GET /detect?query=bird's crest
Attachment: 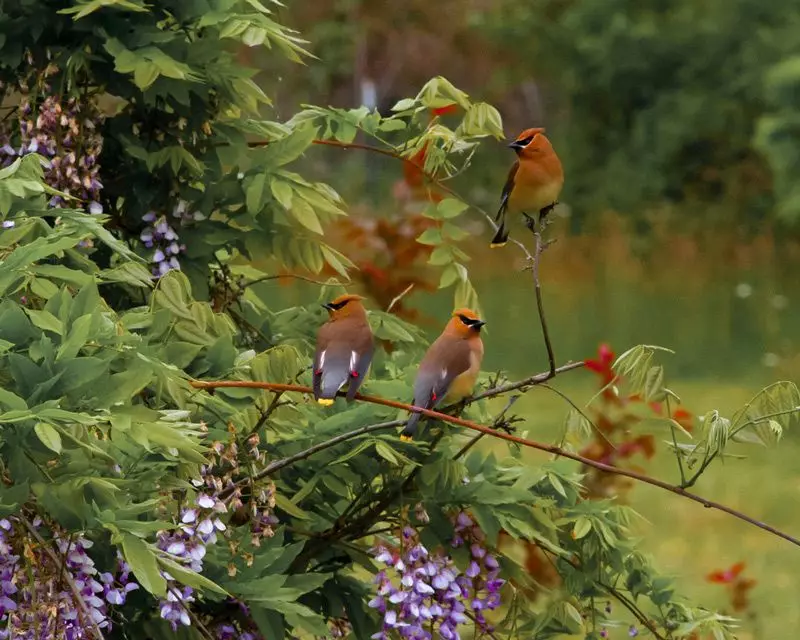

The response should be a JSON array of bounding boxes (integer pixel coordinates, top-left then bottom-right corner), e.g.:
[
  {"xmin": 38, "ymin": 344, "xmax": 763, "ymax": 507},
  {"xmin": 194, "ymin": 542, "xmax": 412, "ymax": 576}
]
[{"xmin": 515, "ymin": 127, "xmax": 546, "ymax": 146}]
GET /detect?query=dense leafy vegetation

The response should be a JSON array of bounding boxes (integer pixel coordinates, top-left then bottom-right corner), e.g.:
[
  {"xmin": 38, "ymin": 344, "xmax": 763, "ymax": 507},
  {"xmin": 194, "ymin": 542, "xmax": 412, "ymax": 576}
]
[{"xmin": 0, "ymin": 2, "xmax": 797, "ymax": 639}]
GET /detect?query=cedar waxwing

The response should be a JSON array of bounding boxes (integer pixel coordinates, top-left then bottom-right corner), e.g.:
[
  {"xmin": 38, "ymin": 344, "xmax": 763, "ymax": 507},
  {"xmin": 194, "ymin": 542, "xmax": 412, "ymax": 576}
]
[
  {"xmin": 490, "ymin": 127, "xmax": 564, "ymax": 248},
  {"xmin": 400, "ymin": 308, "xmax": 486, "ymax": 441},
  {"xmin": 313, "ymin": 294, "xmax": 375, "ymax": 406}
]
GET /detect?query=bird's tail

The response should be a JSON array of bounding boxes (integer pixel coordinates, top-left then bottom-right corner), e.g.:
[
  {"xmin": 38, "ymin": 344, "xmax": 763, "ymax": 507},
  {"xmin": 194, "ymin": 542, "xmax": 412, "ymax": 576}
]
[
  {"xmin": 490, "ymin": 201, "xmax": 509, "ymax": 248},
  {"xmin": 316, "ymin": 373, "xmax": 346, "ymax": 406},
  {"xmin": 490, "ymin": 219, "xmax": 509, "ymax": 248},
  {"xmin": 399, "ymin": 411, "xmax": 422, "ymax": 442}
]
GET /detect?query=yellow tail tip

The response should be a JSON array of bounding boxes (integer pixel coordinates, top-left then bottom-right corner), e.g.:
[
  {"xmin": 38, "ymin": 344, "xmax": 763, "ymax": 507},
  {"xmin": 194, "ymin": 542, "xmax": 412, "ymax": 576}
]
[
  {"xmin": 489, "ymin": 242, "xmax": 507, "ymax": 249},
  {"xmin": 317, "ymin": 398, "xmax": 335, "ymax": 407},
  {"xmin": 399, "ymin": 434, "xmax": 413, "ymax": 442}
]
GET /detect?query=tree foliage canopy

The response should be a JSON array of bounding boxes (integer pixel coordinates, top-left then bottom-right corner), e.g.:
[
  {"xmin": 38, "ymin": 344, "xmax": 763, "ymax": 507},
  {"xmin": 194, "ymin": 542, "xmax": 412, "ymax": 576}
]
[{"xmin": 0, "ymin": 2, "xmax": 797, "ymax": 639}]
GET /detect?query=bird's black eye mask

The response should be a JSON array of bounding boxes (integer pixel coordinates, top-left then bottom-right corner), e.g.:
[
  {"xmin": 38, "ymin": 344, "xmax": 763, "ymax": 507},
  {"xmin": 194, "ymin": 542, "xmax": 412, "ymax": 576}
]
[
  {"xmin": 516, "ymin": 135, "xmax": 534, "ymax": 147},
  {"xmin": 324, "ymin": 300, "xmax": 349, "ymax": 311},
  {"xmin": 458, "ymin": 314, "xmax": 486, "ymax": 330}
]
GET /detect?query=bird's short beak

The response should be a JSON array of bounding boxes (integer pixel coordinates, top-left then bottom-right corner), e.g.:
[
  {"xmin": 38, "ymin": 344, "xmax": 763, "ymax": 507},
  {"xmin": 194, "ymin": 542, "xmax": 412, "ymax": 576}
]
[
  {"xmin": 474, "ymin": 320, "xmax": 487, "ymax": 328},
  {"xmin": 507, "ymin": 140, "xmax": 525, "ymax": 151}
]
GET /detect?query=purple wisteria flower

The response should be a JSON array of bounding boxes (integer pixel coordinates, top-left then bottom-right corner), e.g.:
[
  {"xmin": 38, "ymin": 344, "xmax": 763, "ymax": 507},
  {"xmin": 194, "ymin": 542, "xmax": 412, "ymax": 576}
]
[
  {"xmin": 0, "ymin": 517, "xmax": 138, "ymax": 639},
  {"xmin": 140, "ymin": 200, "xmax": 205, "ymax": 279},
  {"xmin": 156, "ymin": 492, "xmax": 227, "ymax": 630},
  {"xmin": 0, "ymin": 87, "xmax": 104, "ymax": 213},
  {"xmin": 368, "ymin": 514, "xmax": 505, "ymax": 640}
]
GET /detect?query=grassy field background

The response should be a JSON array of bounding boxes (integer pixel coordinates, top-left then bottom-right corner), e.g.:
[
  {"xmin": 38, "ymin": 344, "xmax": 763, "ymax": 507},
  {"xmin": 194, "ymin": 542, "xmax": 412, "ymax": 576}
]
[{"xmin": 482, "ymin": 376, "xmax": 800, "ymax": 639}]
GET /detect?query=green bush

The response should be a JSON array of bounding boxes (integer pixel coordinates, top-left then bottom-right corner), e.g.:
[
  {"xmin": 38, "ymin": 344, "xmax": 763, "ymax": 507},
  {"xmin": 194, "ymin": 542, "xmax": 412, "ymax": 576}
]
[{"xmin": 0, "ymin": 2, "xmax": 796, "ymax": 639}]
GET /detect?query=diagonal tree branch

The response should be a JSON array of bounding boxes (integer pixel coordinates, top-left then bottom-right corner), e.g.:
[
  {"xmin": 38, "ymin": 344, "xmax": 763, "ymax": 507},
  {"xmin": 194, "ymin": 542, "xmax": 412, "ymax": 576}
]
[{"xmin": 191, "ymin": 378, "xmax": 800, "ymax": 548}]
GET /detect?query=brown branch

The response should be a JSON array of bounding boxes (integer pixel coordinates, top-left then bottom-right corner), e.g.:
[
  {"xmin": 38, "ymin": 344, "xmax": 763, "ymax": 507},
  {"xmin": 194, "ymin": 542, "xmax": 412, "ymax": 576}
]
[
  {"xmin": 190, "ymin": 378, "xmax": 800, "ymax": 548},
  {"xmin": 465, "ymin": 361, "xmax": 585, "ymax": 404},
  {"xmin": 19, "ymin": 516, "xmax": 105, "ymax": 640},
  {"xmin": 244, "ymin": 273, "xmax": 346, "ymax": 288}
]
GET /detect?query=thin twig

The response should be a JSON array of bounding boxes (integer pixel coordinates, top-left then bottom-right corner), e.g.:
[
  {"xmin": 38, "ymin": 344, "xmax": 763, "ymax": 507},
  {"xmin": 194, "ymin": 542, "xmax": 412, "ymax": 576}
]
[
  {"xmin": 191, "ymin": 378, "xmax": 800, "ymax": 548},
  {"xmin": 454, "ymin": 395, "xmax": 519, "ymax": 460},
  {"xmin": 244, "ymin": 273, "xmax": 346, "ymax": 288},
  {"xmin": 245, "ymin": 391, "xmax": 285, "ymax": 439},
  {"xmin": 464, "ymin": 361, "xmax": 585, "ymax": 405},
  {"xmin": 19, "ymin": 516, "xmax": 105, "ymax": 640},
  {"xmin": 532, "ymin": 224, "xmax": 556, "ymax": 378},
  {"xmin": 599, "ymin": 582, "xmax": 666, "ymax": 640},
  {"xmin": 386, "ymin": 283, "xmax": 415, "ymax": 313},
  {"xmin": 222, "ymin": 419, "xmax": 404, "ymax": 497}
]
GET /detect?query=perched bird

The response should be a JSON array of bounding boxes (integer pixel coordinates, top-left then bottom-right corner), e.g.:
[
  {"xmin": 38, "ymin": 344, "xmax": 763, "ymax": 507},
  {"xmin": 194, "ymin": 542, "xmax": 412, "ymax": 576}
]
[
  {"xmin": 400, "ymin": 308, "xmax": 486, "ymax": 441},
  {"xmin": 313, "ymin": 294, "xmax": 375, "ymax": 406},
  {"xmin": 490, "ymin": 127, "xmax": 564, "ymax": 248}
]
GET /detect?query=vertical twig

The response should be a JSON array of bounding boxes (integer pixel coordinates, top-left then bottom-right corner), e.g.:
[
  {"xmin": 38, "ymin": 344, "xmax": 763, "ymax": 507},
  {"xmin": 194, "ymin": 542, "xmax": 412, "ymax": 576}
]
[
  {"xmin": 665, "ymin": 395, "xmax": 687, "ymax": 485},
  {"xmin": 532, "ymin": 222, "xmax": 556, "ymax": 378}
]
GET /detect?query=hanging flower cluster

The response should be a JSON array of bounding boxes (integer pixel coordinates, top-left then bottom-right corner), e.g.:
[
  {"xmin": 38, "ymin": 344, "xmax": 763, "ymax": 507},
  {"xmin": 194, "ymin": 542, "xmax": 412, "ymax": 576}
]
[
  {"xmin": 140, "ymin": 199, "xmax": 204, "ymax": 278},
  {"xmin": 0, "ymin": 517, "xmax": 138, "ymax": 639},
  {"xmin": 0, "ymin": 64, "xmax": 104, "ymax": 213},
  {"xmin": 368, "ymin": 512, "xmax": 504, "ymax": 640},
  {"xmin": 155, "ymin": 434, "xmax": 278, "ymax": 631}
]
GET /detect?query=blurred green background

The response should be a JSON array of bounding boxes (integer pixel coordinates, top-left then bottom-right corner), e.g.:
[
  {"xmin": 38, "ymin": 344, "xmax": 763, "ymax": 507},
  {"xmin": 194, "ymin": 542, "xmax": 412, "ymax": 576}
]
[{"xmin": 255, "ymin": 0, "xmax": 800, "ymax": 636}]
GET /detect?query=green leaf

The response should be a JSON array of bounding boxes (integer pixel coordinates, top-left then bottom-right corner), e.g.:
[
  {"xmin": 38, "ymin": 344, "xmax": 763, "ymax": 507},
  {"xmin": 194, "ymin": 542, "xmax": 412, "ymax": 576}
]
[
  {"xmin": 122, "ymin": 534, "xmax": 167, "ymax": 597},
  {"xmin": 270, "ymin": 178, "xmax": 294, "ymax": 209},
  {"xmin": 289, "ymin": 198, "xmax": 323, "ymax": 234},
  {"xmin": 157, "ymin": 556, "xmax": 230, "ymax": 596},
  {"xmin": 25, "ymin": 309, "xmax": 63, "ymax": 335},
  {"xmin": 375, "ymin": 441, "xmax": 400, "ymax": 465},
  {"xmin": 57, "ymin": 357, "xmax": 110, "ymax": 392},
  {"xmin": 0, "ymin": 388, "xmax": 28, "ymax": 411},
  {"xmin": 247, "ymin": 173, "xmax": 267, "ymax": 215},
  {"xmin": 34, "ymin": 422, "xmax": 62, "ymax": 454},
  {"xmin": 391, "ymin": 98, "xmax": 416, "ymax": 112},
  {"xmin": 442, "ymin": 221, "xmax": 470, "ymax": 241},
  {"xmin": 572, "ymin": 517, "xmax": 592, "ymax": 540},
  {"xmin": 417, "ymin": 227, "xmax": 442, "ymax": 246},
  {"xmin": 57, "ymin": 314, "xmax": 93, "ymax": 361},
  {"xmin": 437, "ymin": 198, "xmax": 469, "ymax": 219},
  {"xmin": 274, "ymin": 493, "xmax": 310, "ymax": 520}
]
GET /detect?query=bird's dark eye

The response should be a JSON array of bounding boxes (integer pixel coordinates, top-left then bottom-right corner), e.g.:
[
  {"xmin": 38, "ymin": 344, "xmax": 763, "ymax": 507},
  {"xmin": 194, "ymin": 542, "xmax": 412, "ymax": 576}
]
[
  {"xmin": 329, "ymin": 300, "xmax": 348, "ymax": 310},
  {"xmin": 517, "ymin": 135, "xmax": 534, "ymax": 146},
  {"xmin": 459, "ymin": 314, "xmax": 478, "ymax": 326}
]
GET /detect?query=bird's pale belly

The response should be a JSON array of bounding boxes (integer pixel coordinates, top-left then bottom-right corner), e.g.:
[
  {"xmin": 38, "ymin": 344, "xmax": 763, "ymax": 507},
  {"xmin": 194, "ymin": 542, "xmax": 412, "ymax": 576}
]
[
  {"xmin": 444, "ymin": 369, "xmax": 478, "ymax": 403},
  {"xmin": 508, "ymin": 180, "xmax": 562, "ymax": 214}
]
